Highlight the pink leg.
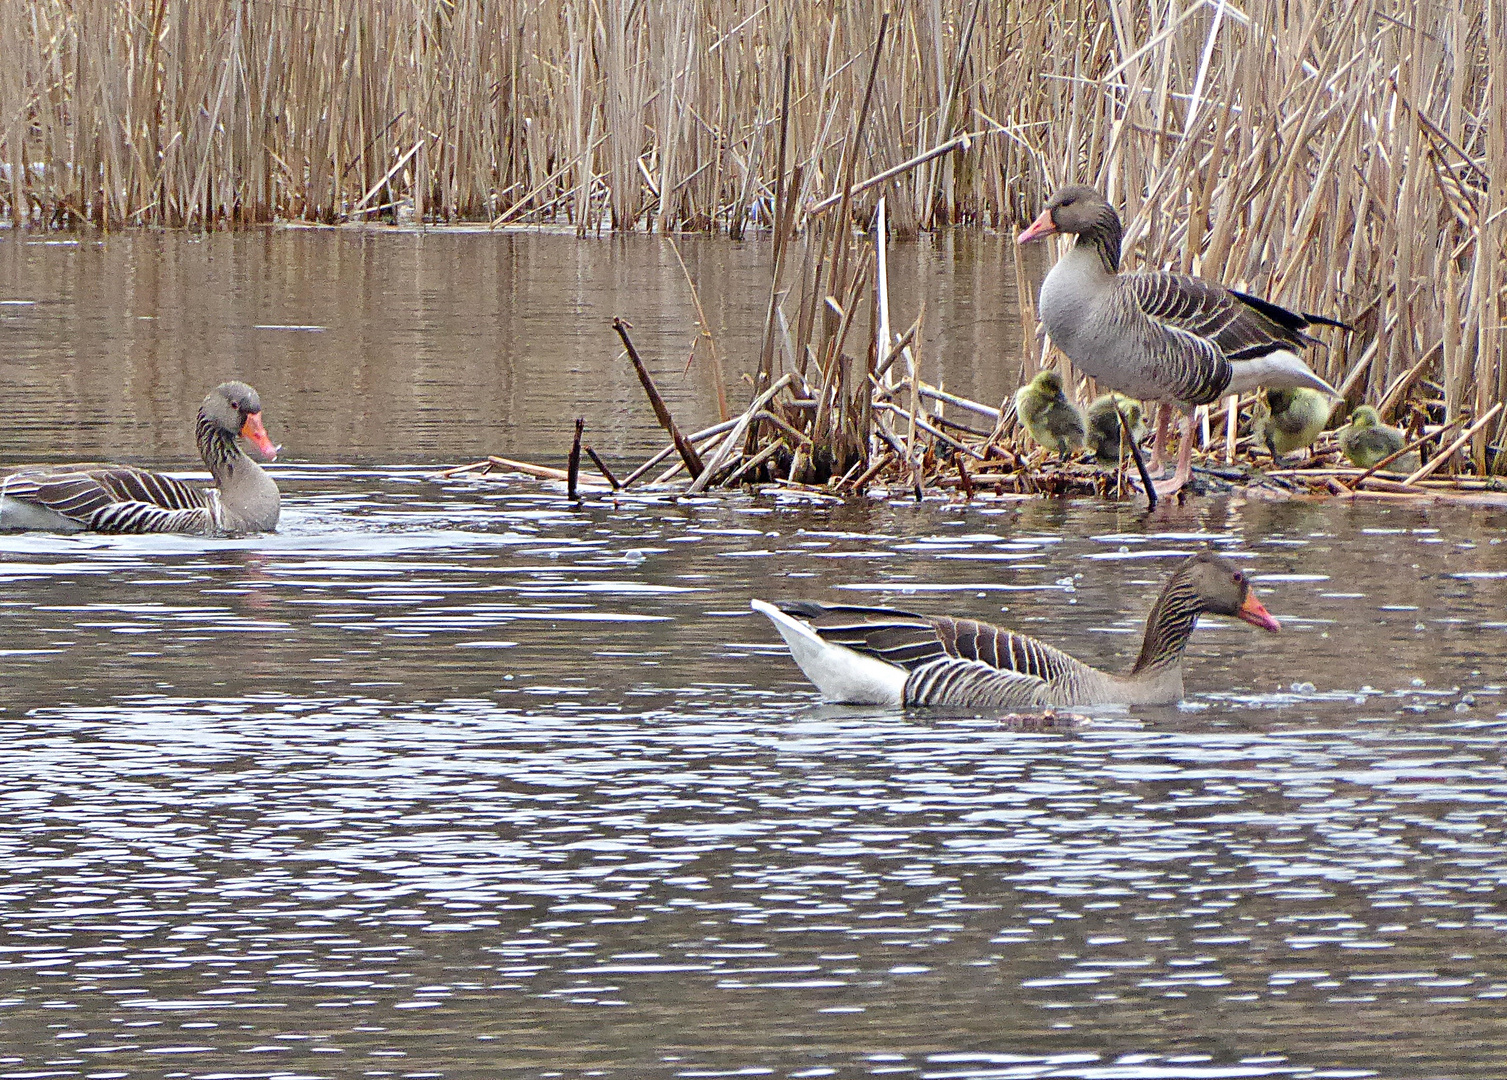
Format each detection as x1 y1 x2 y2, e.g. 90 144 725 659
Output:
1152 412 1195 498
1147 403 1172 476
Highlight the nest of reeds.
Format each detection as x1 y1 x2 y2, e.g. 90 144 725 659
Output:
444 349 1507 510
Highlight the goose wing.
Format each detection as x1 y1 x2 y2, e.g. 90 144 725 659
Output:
773 602 954 668
778 603 1085 680
1127 272 1334 360
1 466 217 533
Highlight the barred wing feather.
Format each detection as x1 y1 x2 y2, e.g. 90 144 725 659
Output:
927 615 1083 683
904 658 1051 709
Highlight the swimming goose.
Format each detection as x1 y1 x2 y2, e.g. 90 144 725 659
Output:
1017 186 1346 496
1338 405 1417 471
1084 393 1147 462
0 381 280 534
1252 387 1331 465
1014 369 1085 458
752 551 1280 709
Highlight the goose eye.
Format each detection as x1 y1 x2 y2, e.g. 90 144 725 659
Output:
1232 571 1245 585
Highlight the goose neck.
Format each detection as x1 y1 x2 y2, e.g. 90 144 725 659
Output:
1073 209 1123 274
196 412 246 483
1129 576 1201 675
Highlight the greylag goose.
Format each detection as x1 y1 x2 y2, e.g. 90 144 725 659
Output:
752 551 1280 709
1017 186 1346 496
1084 393 1146 462
1014 369 1085 458
1339 406 1417 471
1252 387 1330 464
0 381 280 534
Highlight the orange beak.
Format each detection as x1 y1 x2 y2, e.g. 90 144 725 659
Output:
1236 591 1281 633
1017 207 1058 244
240 411 279 461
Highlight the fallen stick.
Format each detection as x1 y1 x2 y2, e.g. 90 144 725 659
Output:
721 439 787 488
1119 399 1157 511
919 383 1001 421
751 409 813 448
349 139 425 215
805 127 993 217
435 459 493 478
485 456 573 483
874 401 985 459
613 317 704 480
842 450 896 493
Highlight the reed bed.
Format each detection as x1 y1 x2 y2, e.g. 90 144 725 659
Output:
2 0 1503 446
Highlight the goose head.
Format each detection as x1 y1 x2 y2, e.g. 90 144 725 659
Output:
1026 369 1064 398
203 381 278 461
1348 405 1382 429
1180 551 1281 632
1016 185 1118 238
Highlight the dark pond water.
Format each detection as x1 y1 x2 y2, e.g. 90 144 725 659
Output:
1 231 1506 1078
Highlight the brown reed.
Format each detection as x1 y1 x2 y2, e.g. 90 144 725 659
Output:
1 0 1502 446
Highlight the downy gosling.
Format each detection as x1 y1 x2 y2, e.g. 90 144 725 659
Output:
1015 369 1085 459
1084 393 1146 462
1339 405 1418 472
1252 387 1330 465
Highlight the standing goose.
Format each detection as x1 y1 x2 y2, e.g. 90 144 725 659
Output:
0 381 280 535
1017 186 1347 496
752 551 1281 709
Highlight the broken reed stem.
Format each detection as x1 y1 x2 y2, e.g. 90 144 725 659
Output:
618 417 740 489
584 445 620 489
567 418 584 499
687 373 795 494
613 317 704 480
1401 403 1504 486
1344 413 1470 491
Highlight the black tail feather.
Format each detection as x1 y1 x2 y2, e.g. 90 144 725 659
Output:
1229 288 1352 335
1299 311 1355 333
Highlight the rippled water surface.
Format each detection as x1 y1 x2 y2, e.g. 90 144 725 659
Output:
2 232 1507 1078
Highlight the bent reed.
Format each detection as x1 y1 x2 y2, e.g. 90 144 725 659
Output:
2 0 1503 452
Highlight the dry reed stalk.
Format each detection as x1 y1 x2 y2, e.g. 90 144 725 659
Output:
1 0 1502 430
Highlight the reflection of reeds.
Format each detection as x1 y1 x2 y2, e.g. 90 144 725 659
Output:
2 1 1503 442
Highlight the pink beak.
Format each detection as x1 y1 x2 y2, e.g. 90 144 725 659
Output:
1017 207 1058 244
1236 591 1281 633
240 411 278 461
